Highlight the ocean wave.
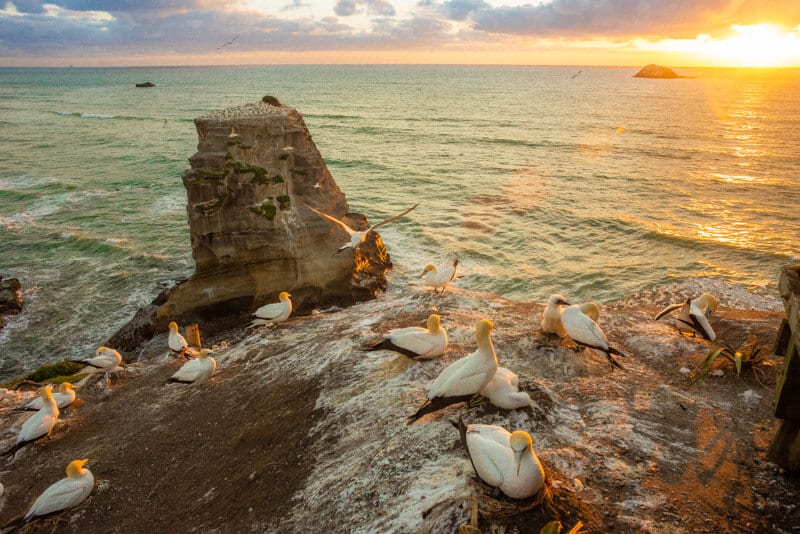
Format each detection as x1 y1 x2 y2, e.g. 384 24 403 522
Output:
55 111 154 121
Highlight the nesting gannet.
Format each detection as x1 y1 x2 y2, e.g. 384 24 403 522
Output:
168 321 189 356
408 319 498 423
363 314 447 359
23 382 77 411
24 459 94 521
578 301 600 322
4 386 60 456
420 259 459 293
560 305 627 370
72 346 122 371
303 202 418 252
168 349 216 384
654 292 717 341
250 291 292 327
458 420 545 499
480 367 531 410
541 294 571 336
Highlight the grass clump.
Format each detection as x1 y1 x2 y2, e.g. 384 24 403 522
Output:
278 152 290 160
262 95 281 106
196 193 227 215
277 195 291 209
249 202 277 219
272 175 284 184
1 361 87 389
691 336 777 385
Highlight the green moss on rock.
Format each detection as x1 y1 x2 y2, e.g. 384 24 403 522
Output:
277 195 291 209
1 360 87 389
249 202 277 219
278 152 290 160
196 193 227 215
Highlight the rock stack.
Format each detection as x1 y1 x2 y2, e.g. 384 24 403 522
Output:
127 99 392 339
0 275 22 329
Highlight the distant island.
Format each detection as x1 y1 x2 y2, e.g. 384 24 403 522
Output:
634 64 682 78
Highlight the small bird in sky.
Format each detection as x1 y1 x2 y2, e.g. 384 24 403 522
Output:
216 35 240 51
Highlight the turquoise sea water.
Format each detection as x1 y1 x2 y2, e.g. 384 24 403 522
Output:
0 65 798 379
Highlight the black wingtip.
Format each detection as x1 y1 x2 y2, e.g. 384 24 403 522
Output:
407 394 474 424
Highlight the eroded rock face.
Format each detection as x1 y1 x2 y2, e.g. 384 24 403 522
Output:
152 101 391 332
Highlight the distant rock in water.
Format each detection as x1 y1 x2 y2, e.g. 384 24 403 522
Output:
113 100 392 345
634 64 680 79
0 275 22 330
135 82 156 87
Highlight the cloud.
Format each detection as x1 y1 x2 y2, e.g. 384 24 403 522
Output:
334 0 395 17
280 0 308 11
471 0 800 39
439 0 489 21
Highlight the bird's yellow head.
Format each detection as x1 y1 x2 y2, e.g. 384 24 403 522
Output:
548 294 570 307
427 314 441 333
168 321 179 333
509 430 533 452
698 292 718 313
58 382 76 393
578 301 600 322
198 349 211 359
476 318 493 338
66 458 89 477
39 384 54 400
279 291 291 301
420 265 436 277
95 346 110 355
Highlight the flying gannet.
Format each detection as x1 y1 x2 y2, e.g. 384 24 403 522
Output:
250 291 292 327
458 420 545 499
480 367 531 410
654 292 717 341
408 318 498 423
24 459 94 521
302 202 418 253
560 305 628 370
168 321 189 356
363 314 447 359
5 386 60 456
23 382 77 411
541 294 571 336
420 259 459 293
168 349 216 384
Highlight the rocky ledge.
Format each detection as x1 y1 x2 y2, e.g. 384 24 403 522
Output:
0 276 22 330
1 279 797 532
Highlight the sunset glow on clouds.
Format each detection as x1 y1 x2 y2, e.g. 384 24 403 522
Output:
1 0 800 66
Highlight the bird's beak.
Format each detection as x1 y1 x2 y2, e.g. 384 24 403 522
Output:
515 449 523 476
419 270 426 278
561 300 571 306
80 458 90 467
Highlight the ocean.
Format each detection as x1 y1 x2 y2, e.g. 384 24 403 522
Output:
0 65 797 380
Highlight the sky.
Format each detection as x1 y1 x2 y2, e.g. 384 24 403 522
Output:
2 0 800 66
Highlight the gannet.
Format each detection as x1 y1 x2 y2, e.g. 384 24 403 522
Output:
480 367 531 410
303 202 418 252
363 314 447 359
168 321 189 356
654 292 717 341
408 318 498 423
420 259 459 293
24 459 94 521
578 301 600 322
560 305 628 370
72 346 122 371
5 386 60 456
458 420 545 499
541 294 570 336
168 349 216 384
250 291 292 327
23 382 77 411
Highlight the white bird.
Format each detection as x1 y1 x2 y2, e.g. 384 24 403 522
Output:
363 314 447 359
72 346 122 371
654 292 717 341
303 202 418 252
24 459 94 521
541 294 570 336
23 382 77 411
168 321 189 355
409 318 498 423
251 291 292 327
168 349 216 384
480 367 531 410
420 259 459 293
458 421 545 499
5 386 60 456
578 301 600 322
560 305 627 370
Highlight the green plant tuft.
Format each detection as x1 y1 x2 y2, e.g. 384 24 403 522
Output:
195 193 227 215
691 336 776 385
277 195 291 209
249 202 277 219
278 152 290 160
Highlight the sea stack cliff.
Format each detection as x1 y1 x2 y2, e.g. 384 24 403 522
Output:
144 99 391 336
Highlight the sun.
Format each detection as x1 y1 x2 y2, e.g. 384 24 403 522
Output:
699 24 800 67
